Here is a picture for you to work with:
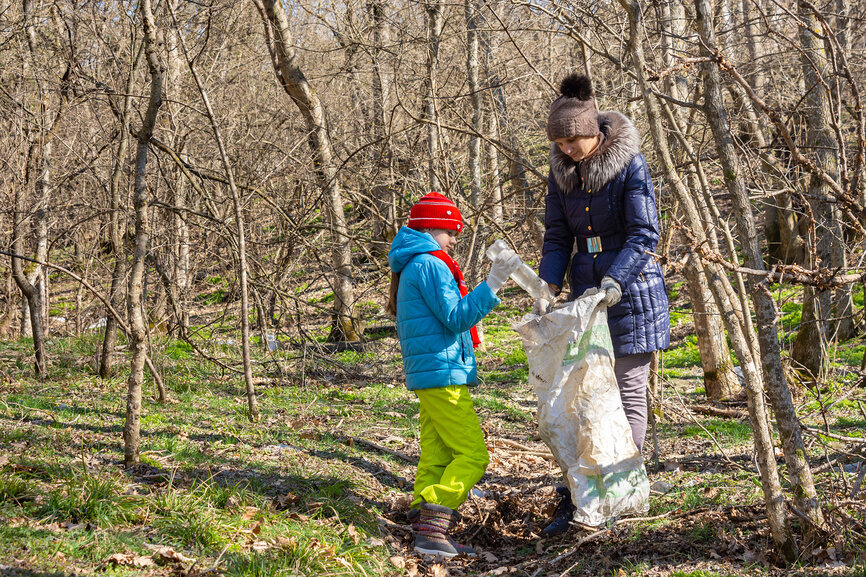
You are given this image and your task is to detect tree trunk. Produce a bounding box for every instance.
[368,0,397,255]
[791,1,839,381]
[124,0,164,468]
[659,0,739,401]
[682,253,740,400]
[101,47,139,378]
[256,0,359,342]
[618,0,797,561]
[694,0,826,540]
[424,0,443,191]
[11,181,47,377]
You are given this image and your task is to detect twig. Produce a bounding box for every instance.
[337,435,418,464]
[3,401,57,423]
[489,437,538,452]
[850,466,865,500]
[802,425,866,444]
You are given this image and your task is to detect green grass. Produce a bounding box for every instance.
[665,335,702,368]
[683,419,753,444]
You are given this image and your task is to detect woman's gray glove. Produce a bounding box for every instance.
[600,276,622,306]
[486,250,521,294]
[531,284,558,315]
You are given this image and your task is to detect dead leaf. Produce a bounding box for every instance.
[481,551,498,562]
[276,492,300,508]
[391,493,413,509]
[273,536,298,550]
[299,430,319,440]
[308,538,336,558]
[384,412,404,419]
[389,555,405,569]
[242,506,261,520]
[142,543,195,564]
[489,568,509,576]
[703,487,719,499]
[346,523,360,545]
[251,540,270,552]
[367,537,385,547]
[0,454,9,467]
[405,558,419,577]
[250,521,262,535]
[103,553,154,568]
[288,419,305,430]
[430,563,449,577]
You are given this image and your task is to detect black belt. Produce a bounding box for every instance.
[575,234,623,254]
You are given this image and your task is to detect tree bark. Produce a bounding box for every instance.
[367,0,397,255]
[659,0,739,400]
[124,0,164,468]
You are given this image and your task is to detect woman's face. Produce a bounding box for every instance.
[426,229,458,254]
[553,134,599,162]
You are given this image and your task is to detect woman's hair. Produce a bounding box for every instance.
[386,271,399,317]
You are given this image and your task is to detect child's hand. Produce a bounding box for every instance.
[486,250,521,293]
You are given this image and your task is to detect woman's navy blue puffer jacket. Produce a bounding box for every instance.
[539,111,670,357]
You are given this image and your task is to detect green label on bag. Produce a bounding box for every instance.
[562,324,614,367]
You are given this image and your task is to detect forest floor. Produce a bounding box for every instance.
[0,279,865,577]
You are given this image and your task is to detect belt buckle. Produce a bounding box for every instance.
[586,236,603,253]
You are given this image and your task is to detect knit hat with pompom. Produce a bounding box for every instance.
[546,74,600,140]
[407,192,463,233]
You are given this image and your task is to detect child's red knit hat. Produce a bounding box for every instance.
[407,192,463,233]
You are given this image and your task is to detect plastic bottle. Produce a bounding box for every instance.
[485,239,552,300]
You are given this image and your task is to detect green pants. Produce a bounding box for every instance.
[412,385,489,511]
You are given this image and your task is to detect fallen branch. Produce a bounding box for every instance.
[690,404,748,419]
[498,448,556,460]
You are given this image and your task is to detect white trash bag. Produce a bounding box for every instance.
[514,291,650,527]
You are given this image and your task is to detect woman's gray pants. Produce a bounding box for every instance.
[614,352,652,452]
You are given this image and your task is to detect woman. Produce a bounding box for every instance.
[537,74,670,536]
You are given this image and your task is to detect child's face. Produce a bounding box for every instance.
[427,229,458,254]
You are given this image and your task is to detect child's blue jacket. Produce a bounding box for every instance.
[388,227,500,391]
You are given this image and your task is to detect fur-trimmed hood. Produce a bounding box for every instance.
[549,110,641,193]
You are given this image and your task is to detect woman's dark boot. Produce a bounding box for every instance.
[413,503,476,558]
[541,486,576,537]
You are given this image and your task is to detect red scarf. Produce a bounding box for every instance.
[429,250,481,348]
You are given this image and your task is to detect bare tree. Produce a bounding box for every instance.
[124,0,164,468]
[255,0,360,342]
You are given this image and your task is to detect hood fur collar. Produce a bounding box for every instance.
[549,111,641,193]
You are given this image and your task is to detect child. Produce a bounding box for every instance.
[387,192,520,558]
